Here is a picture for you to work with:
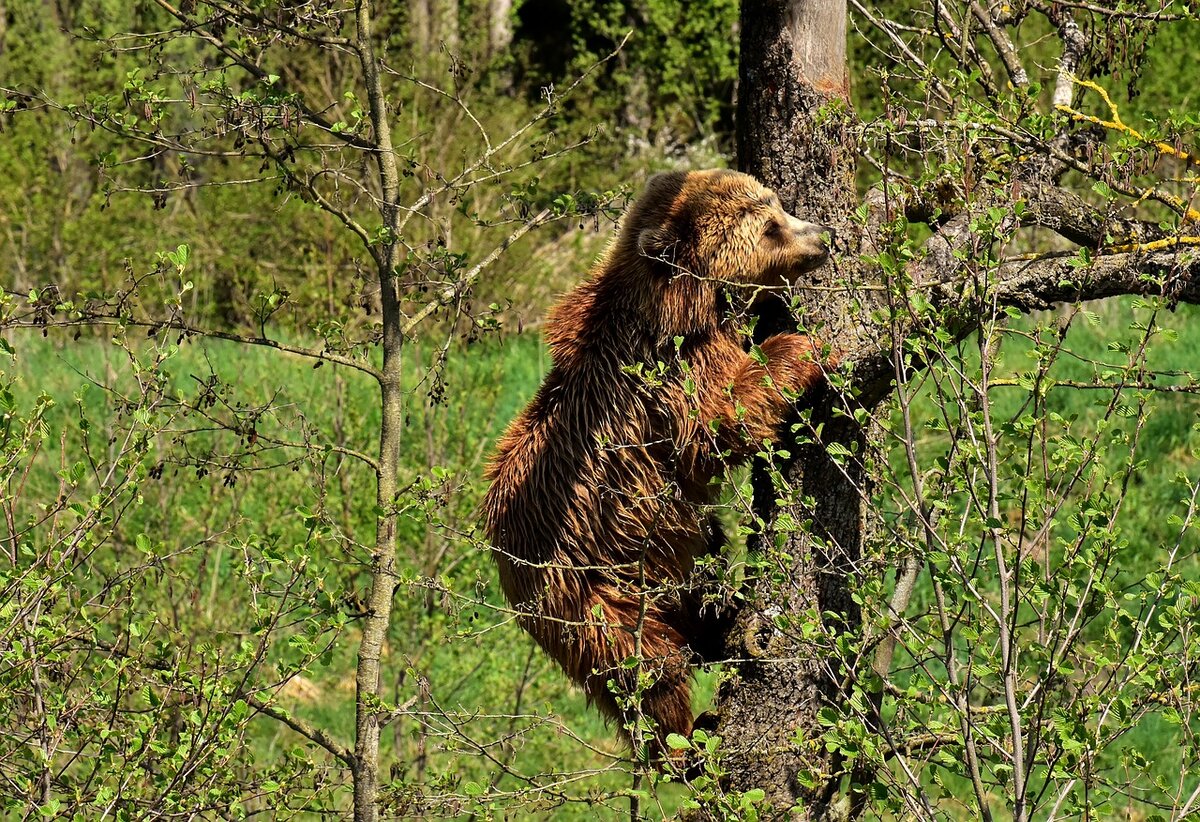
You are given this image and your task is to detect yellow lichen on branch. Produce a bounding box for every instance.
[1056,77,1200,224]
[1056,78,1200,169]
[1106,235,1200,254]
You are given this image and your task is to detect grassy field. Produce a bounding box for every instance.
[4,324,718,818]
[5,294,1200,817]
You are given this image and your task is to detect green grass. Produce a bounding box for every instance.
[874,298,1200,816]
[5,296,1200,818]
[3,327,707,818]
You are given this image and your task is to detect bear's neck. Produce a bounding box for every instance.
[545,257,727,370]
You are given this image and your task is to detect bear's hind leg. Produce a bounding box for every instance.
[676,514,736,665]
[578,587,695,759]
[677,595,736,665]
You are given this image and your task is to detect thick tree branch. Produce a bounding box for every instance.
[1016,178,1164,248]
[852,239,1200,408]
[915,203,1200,325]
[992,245,1200,312]
[862,174,1164,251]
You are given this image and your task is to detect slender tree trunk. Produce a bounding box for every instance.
[353,3,405,820]
[410,0,430,59]
[409,0,459,64]
[717,1,865,817]
[434,0,459,54]
[488,0,512,59]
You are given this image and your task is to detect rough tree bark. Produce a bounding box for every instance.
[716,2,868,818]
[715,1,1200,818]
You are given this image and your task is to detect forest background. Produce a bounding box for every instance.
[3,1,1200,819]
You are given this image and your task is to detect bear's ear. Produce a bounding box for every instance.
[642,170,688,197]
[633,171,689,265]
[637,222,679,262]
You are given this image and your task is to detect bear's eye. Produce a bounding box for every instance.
[762,220,782,238]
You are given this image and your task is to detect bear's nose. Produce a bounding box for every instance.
[811,224,836,243]
[789,218,833,240]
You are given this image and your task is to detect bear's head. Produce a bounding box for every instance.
[628,169,831,288]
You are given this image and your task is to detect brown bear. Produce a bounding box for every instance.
[483,169,833,759]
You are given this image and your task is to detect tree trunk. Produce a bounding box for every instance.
[717,1,865,817]
[409,0,459,64]
[488,0,512,59]
[353,3,405,821]
[736,0,854,224]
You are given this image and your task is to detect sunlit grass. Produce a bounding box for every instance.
[6,296,1200,817]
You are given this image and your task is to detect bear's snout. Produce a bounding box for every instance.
[787,217,833,267]
[790,217,834,245]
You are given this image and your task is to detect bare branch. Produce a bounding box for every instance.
[3,315,382,381]
[970,2,1027,88]
[1035,0,1189,22]
[933,0,999,99]
[149,0,377,152]
[246,695,356,767]
[394,33,632,237]
[204,0,354,49]
[401,209,554,338]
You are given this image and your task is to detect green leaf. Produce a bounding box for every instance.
[666,733,691,750]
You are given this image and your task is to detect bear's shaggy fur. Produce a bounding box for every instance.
[483,169,833,756]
